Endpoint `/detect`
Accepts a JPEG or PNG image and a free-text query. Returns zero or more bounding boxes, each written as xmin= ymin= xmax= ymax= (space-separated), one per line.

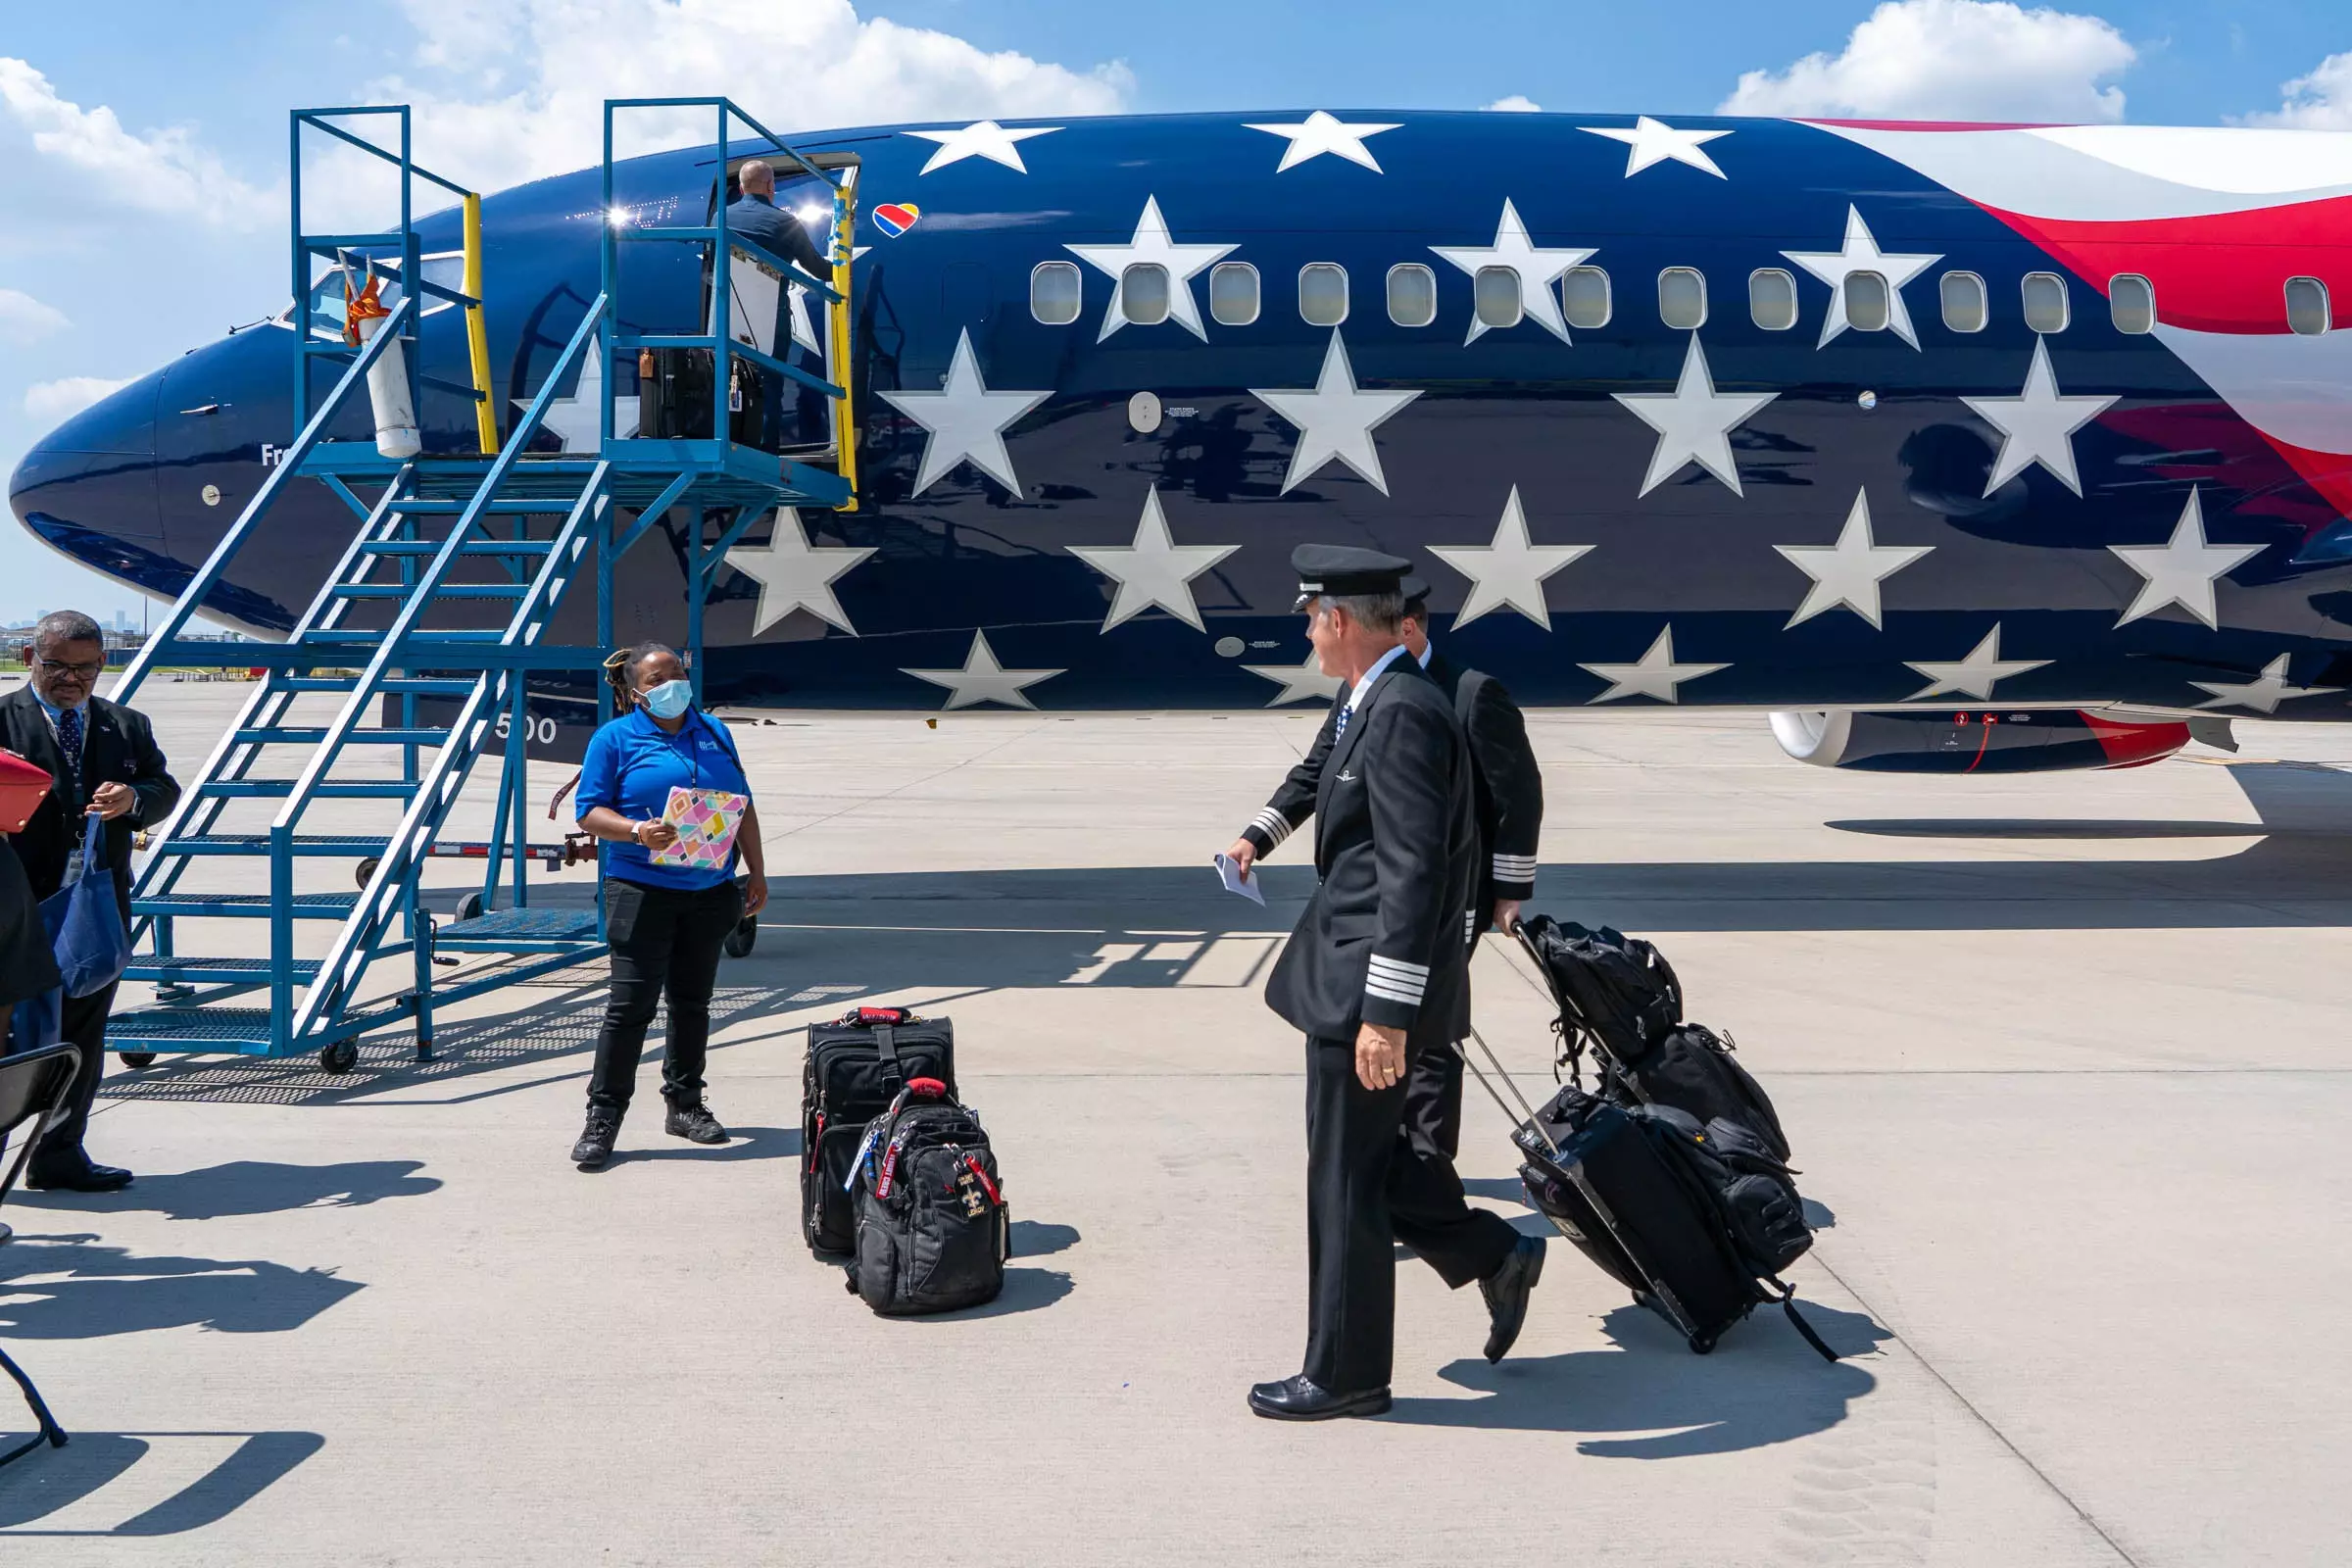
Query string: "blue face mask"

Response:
xmin=638 ymin=679 xmax=693 ymax=719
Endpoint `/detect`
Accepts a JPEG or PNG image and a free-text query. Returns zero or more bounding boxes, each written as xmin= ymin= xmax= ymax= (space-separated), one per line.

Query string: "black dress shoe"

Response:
xmin=1247 ymin=1374 xmax=1392 ymax=1421
xmin=28 ymin=1162 xmax=133 ymax=1193
xmin=1480 ymin=1233 xmax=1546 ymax=1363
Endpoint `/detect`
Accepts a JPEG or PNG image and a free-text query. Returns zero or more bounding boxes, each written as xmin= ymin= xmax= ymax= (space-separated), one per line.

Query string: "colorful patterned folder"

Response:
xmin=651 ymin=787 xmax=749 ymax=871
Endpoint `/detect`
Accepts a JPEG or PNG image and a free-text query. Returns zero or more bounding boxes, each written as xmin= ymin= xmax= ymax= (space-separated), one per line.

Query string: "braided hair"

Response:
xmin=602 ymin=640 xmax=678 ymax=716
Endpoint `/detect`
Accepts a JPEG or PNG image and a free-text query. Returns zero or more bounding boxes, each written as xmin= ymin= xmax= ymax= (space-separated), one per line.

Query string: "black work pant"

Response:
xmin=28 ymin=981 xmax=117 ymax=1179
xmin=586 ymin=878 xmax=741 ymax=1116
xmin=1302 ymin=1034 xmax=1518 ymax=1395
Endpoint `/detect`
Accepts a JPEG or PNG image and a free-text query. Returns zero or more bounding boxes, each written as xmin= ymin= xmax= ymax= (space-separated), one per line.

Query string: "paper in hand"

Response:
xmin=1213 ymin=853 xmax=1266 ymax=906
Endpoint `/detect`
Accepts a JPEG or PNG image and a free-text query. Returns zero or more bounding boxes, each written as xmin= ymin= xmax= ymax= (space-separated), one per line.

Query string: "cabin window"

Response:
xmin=1209 ymin=262 xmax=1259 ymax=326
xmin=1940 ymin=270 xmax=1986 ymax=332
xmin=1386 ymin=264 xmax=1436 ymax=327
xmin=1474 ymin=267 xmax=1523 ymax=329
xmin=1121 ymin=263 xmax=1171 ymax=327
xmin=1299 ymin=263 xmax=1349 ymax=326
xmin=1561 ymin=266 xmax=1611 ymax=329
xmin=1845 ymin=270 xmax=1890 ymax=333
xmin=2287 ymin=275 xmax=2331 ymax=336
xmin=1748 ymin=269 xmax=1796 ymax=331
xmin=2023 ymin=271 xmax=2070 ymax=334
xmin=1030 ymin=261 xmax=1081 ymax=325
xmin=2110 ymin=274 xmax=2156 ymax=335
xmin=1658 ymin=268 xmax=1706 ymax=330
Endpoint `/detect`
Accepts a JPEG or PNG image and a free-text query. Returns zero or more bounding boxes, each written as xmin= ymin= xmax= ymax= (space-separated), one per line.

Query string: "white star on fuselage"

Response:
xmin=1774 ymin=488 xmax=1934 ymax=630
xmin=1611 ymin=335 xmax=1777 ymax=497
xmin=2192 ymin=654 xmax=2338 ymax=713
xmin=1064 ymin=197 xmax=1239 ymax=342
xmin=724 ymin=509 xmax=876 ymax=636
xmin=523 ymin=346 xmax=638 ymax=453
xmin=1582 ymin=116 xmax=1732 ymax=179
xmin=906 ymin=121 xmax=1061 ymax=175
xmin=1427 ymin=485 xmax=1592 ymax=631
xmin=1244 ymin=110 xmax=1401 ymax=172
xmin=1904 ymin=625 xmax=2050 ymax=701
xmin=1245 ymin=649 xmax=1344 ymax=707
xmin=876 ymin=328 xmax=1051 ymax=497
xmin=1580 ymin=626 xmax=1728 ymax=704
xmin=1780 ymin=206 xmax=1940 ymax=350
xmin=1962 ymin=338 xmax=2118 ymax=498
xmin=2109 ymin=486 xmax=2264 ymax=629
xmin=1250 ymin=331 xmax=1423 ymax=496
xmin=1068 ymin=488 xmax=1240 ymax=632
xmin=1430 ymin=198 xmax=1595 ymax=345
xmin=901 ymin=630 xmax=1064 ymax=710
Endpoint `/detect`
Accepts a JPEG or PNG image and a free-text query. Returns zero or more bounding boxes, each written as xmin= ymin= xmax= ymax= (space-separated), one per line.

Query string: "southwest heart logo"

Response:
xmin=872 ymin=203 xmax=920 ymax=238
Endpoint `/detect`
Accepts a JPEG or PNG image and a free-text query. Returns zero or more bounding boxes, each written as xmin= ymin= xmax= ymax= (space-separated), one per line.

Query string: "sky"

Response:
xmin=2 ymin=0 xmax=2349 ymax=624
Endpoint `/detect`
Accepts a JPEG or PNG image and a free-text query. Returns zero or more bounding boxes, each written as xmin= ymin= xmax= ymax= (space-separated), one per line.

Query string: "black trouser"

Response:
xmin=586 ymin=878 xmax=741 ymax=1116
xmin=1302 ymin=1034 xmax=1518 ymax=1396
xmin=28 ymin=981 xmax=117 ymax=1179
xmin=1404 ymin=1039 xmax=1464 ymax=1161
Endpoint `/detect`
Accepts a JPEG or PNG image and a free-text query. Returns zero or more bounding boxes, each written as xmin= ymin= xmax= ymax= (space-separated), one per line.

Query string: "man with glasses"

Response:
xmin=1 ymin=610 xmax=179 ymax=1190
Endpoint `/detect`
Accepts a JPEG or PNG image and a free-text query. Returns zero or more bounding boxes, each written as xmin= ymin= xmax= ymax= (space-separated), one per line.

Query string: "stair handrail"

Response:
xmin=111 ymin=297 xmax=416 ymax=710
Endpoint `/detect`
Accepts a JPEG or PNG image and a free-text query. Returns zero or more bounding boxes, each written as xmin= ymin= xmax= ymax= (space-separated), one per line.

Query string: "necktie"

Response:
xmin=1333 ymin=705 xmax=1350 ymax=741
xmin=56 ymin=706 xmax=84 ymax=807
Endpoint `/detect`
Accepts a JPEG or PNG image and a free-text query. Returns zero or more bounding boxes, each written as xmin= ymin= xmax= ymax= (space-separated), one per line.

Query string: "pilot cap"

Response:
xmin=1292 ymin=544 xmax=1412 ymax=611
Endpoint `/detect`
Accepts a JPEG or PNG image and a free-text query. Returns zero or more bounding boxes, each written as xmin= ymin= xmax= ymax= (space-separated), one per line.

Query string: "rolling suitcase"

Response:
xmin=1458 ymin=1025 xmax=1837 ymax=1361
xmin=636 ymin=347 xmax=716 ymax=440
xmin=801 ymin=1006 xmax=956 ymax=1256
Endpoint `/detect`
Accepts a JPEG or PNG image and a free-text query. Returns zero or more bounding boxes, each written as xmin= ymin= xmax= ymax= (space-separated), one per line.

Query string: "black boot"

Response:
xmin=664 ymin=1100 xmax=726 ymax=1145
xmin=572 ymin=1109 xmax=621 ymax=1169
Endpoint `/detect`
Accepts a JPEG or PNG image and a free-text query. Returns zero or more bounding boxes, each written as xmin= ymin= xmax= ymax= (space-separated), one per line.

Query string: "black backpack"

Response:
xmin=1516 ymin=917 xmax=1789 ymax=1160
xmin=846 ymin=1078 xmax=1007 ymax=1316
xmin=802 ymin=1007 xmax=956 ymax=1255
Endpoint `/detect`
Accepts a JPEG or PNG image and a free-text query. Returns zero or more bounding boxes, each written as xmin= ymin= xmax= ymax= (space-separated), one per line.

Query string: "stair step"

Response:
xmin=107 ymin=1006 xmax=276 ymax=1051
xmin=135 ymin=893 xmax=360 ymax=918
xmin=361 ymin=541 xmax=556 ymax=557
xmin=331 ymin=583 xmax=529 ymax=600
xmin=391 ymin=499 xmax=578 ymax=515
xmin=123 ymin=956 xmax=322 ymax=982
xmin=276 ymin=677 xmax=476 ymax=695
xmin=234 ymin=727 xmax=453 ymax=746
xmin=161 ymin=834 xmax=389 ymax=857
xmin=196 ymin=779 xmax=416 ymax=800
xmin=290 ymin=628 xmax=504 ymax=645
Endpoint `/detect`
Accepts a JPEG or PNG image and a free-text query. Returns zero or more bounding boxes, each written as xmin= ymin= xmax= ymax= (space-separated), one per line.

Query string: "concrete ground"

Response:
xmin=3 ymin=681 xmax=2349 ymax=1565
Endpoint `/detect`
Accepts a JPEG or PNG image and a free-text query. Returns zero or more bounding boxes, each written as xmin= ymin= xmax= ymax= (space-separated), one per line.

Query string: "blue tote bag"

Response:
xmin=40 ymin=845 xmax=128 ymax=1000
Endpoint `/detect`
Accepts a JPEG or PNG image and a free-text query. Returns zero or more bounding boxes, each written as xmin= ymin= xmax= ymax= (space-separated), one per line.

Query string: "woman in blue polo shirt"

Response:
xmin=567 ymin=642 xmax=768 ymax=1169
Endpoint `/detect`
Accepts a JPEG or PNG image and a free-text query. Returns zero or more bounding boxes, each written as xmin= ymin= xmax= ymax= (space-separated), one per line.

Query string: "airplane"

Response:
xmin=13 ymin=108 xmax=2352 ymax=776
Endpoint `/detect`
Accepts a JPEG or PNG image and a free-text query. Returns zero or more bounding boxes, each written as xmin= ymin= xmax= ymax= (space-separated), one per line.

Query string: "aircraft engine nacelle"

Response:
xmin=1769 ymin=709 xmax=2192 ymax=774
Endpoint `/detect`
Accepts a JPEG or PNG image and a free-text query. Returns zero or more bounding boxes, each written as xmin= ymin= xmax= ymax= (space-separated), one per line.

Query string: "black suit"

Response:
xmin=1241 ymin=645 xmax=1545 ymax=1157
xmin=0 ymin=685 xmax=179 ymax=1175
xmin=1259 ymin=654 xmax=1517 ymax=1395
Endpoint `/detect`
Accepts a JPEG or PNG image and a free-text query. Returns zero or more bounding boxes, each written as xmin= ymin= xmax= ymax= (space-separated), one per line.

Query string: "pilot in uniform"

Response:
xmin=1227 ymin=574 xmax=1546 ymax=1160
xmin=1244 ymin=545 xmax=1544 ymax=1422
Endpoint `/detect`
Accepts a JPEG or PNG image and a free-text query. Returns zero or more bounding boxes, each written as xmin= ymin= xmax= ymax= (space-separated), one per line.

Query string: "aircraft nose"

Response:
xmin=8 ymin=373 xmax=165 ymax=566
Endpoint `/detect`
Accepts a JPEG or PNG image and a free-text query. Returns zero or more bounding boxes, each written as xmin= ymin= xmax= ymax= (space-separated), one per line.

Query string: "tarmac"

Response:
xmin=3 ymin=679 xmax=2349 ymax=1565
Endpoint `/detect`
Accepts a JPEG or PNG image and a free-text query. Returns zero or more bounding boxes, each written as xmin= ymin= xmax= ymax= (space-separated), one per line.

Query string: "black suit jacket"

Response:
xmin=1241 ymin=648 xmax=1544 ymax=914
xmin=1262 ymin=657 xmax=1478 ymax=1048
xmin=0 ymin=685 xmax=181 ymax=917
xmin=725 ymin=195 xmax=830 ymax=284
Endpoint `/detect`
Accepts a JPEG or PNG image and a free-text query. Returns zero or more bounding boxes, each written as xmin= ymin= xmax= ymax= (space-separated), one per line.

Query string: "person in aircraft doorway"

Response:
xmin=1224 ymin=574 xmax=1545 ymax=1159
xmin=726 ymin=158 xmax=835 ymax=451
xmin=1233 ymin=546 xmax=1544 ymax=1422
xmin=567 ymin=643 xmax=769 ymax=1170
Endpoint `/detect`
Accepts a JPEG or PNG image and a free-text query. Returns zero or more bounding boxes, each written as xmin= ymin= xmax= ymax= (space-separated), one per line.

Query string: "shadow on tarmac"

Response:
xmin=0 ymin=1430 xmax=323 ymax=1536
xmin=0 ymin=1235 xmax=362 ymax=1339
xmin=1383 ymin=1300 xmax=1889 ymax=1456
xmin=10 ymin=1160 xmax=439 ymax=1221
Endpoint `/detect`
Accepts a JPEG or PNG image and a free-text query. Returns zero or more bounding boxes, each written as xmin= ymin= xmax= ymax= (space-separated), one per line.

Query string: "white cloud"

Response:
xmin=0 ymin=58 xmax=277 ymax=227
xmin=0 ymin=286 xmax=68 ymax=343
xmin=23 ymin=375 xmax=133 ymax=423
xmin=1720 ymin=0 xmax=2135 ymax=124
xmin=376 ymin=0 xmax=1135 ymax=195
xmin=2240 ymin=52 xmax=2352 ymax=130
xmin=1485 ymin=95 xmax=1543 ymax=114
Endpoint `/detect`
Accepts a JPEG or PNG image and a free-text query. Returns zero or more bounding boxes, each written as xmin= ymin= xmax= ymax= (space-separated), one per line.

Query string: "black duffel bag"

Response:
xmin=802 ymin=1006 xmax=956 ymax=1256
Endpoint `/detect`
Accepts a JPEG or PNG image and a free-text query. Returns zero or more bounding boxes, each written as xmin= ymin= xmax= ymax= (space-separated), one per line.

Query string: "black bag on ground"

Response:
xmin=847 ymin=1077 xmax=1007 ymax=1316
xmin=801 ymin=1006 xmax=956 ymax=1256
xmin=1515 ymin=917 xmax=1790 ymax=1159
xmin=1514 ymin=1083 xmax=1833 ymax=1360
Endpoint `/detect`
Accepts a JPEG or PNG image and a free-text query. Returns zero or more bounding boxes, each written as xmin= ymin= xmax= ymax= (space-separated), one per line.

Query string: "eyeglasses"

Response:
xmin=31 ymin=656 xmax=104 ymax=680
